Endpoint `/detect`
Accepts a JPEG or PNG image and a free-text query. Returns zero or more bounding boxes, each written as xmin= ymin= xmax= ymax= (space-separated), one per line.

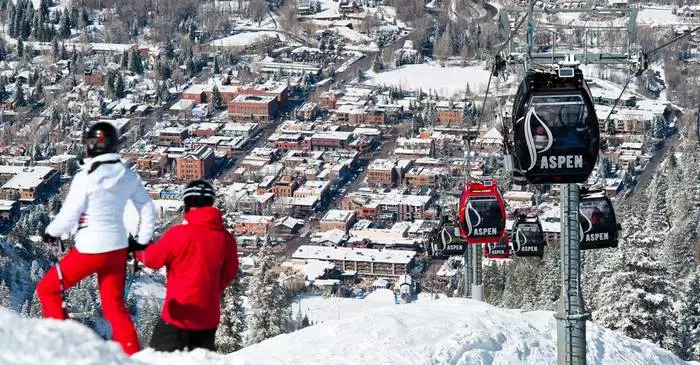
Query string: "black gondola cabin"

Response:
xmin=512 ymin=68 xmax=600 ymax=184
xmin=484 ymin=231 xmax=511 ymax=259
xmin=458 ymin=180 xmax=506 ymax=244
xmin=579 ymin=191 xmax=620 ymax=250
xmin=511 ymin=214 xmax=545 ymax=257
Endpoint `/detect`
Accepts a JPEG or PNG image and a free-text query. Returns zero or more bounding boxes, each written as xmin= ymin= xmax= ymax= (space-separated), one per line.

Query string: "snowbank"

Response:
xmin=0 ymin=308 xmax=129 ymax=365
xmin=232 ymin=299 xmax=688 ymax=365
xmin=363 ymin=64 xmax=492 ymax=98
xmin=0 ymin=298 xmax=689 ymax=365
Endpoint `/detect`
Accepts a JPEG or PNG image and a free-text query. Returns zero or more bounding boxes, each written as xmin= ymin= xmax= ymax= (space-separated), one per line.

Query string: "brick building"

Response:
xmin=367 ymin=159 xmax=398 ymax=186
xmin=291 ymin=245 xmax=416 ymax=278
xmin=319 ymin=209 xmax=357 ymax=233
xmin=155 ymin=127 xmax=189 ymax=147
xmin=175 ymin=146 xmax=215 ymax=180
xmin=227 ymin=95 xmax=279 ymax=121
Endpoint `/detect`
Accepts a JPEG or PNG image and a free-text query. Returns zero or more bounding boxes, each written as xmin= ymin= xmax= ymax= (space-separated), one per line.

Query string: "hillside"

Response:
xmin=0 ymin=297 xmax=689 ymax=365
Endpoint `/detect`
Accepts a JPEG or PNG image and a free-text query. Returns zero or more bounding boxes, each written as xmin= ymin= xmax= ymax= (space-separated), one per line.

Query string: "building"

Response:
xmin=272 ymin=175 xmax=302 ymax=197
xmin=234 ymin=215 xmax=275 ymax=236
xmin=237 ymin=83 xmax=289 ymax=106
xmin=0 ymin=200 xmax=19 ymax=224
xmin=155 ymin=127 xmax=189 ymax=147
xmin=378 ymin=194 xmax=432 ymax=222
xmin=436 ymin=101 xmax=465 ymax=125
xmin=320 ymin=209 xmax=357 ymax=232
xmin=227 ymin=95 xmax=279 ymax=121
xmin=405 ymin=166 xmax=445 ymax=189
xmin=367 ymin=159 xmax=398 ymax=186
xmin=175 ymin=146 xmax=215 ymax=180
xmin=310 ymin=132 xmax=353 ymax=151
xmin=0 ymin=166 xmax=60 ymax=202
xmin=291 ymin=245 xmax=416 ymax=278
xmin=182 ymin=83 xmax=237 ymax=104
xmin=296 ymin=102 xmax=319 ymax=120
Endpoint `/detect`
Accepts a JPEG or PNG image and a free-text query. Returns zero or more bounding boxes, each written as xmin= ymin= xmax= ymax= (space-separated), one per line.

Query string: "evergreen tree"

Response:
xmin=677 ymin=267 xmax=700 ymax=361
xmin=12 ymin=81 xmax=25 ymax=107
xmin=213 ymin=56 xmax=221 ymax=74
xmin=16 ymin=37 xmax=23 ymax=58
xmin=113 ymin=72 xmax=125 ymax=97
xmin=159 ymin=82 xmax=170 ymax=103
xmin=247 ymin=244 xmax=291 ymax=345
xmin=59 ymin=9 xmax=70 ymax=38
xmin=216 ymin=279 xmax=247 ymax=353
xmin=593 ymin=229 xmax=677 ymax=350
xmin=644 ymin=173 xmax=669 ymax=231
xmin=211 ymin=84 xmax=223 ymax=109
xmin=81 ymin=7 xmax=89 ymax=27
xmin=104 ymin=70 xmax=115 ymax=99
xmin=120 ymin=50 xmax=128 ymax=70
xmin=127 ymin=48 xmax=143 ymax=74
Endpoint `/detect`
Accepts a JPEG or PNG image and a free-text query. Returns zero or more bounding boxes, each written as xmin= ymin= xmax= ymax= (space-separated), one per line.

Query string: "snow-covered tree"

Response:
xmin=535 ymin=245 xmax=559 ymax=310
xmin=136 ymin=295 xmax=162 ymax=345
xmin=247 ymin=244 xmax=291 ymax=345
xmin=593 ymin=229 xmax=676 ymax=349
xmin=644 ymin=173 xmax=669 ymax=232
xmin=216 ymin=278 xmax=247 ymax=353
xmin=0 ymin=280 xmax=12 ymax=310
xmin=677 ymin=267 xmax=700 ymax=361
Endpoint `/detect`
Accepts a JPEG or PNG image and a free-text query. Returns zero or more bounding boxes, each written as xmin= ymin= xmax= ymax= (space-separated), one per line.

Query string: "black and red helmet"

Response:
xmin=85 ymin=122 xmax=119 ymax=157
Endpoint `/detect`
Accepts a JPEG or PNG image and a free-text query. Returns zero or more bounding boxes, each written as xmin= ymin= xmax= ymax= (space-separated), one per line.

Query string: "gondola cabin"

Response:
xmin=429 ymin=223 xmax=467 ymax=258
xmin=579 ymin=191 xmax=620 ymax=250
xmin=512 ymin=67 xmax=600 ymax=184
xmin=458 ymin=180 xmax=506 ymax=244
xmin=484 ymin=231 xmax=511 ymax=259
xmin=511 ymin=214 xmax=545 ymax=257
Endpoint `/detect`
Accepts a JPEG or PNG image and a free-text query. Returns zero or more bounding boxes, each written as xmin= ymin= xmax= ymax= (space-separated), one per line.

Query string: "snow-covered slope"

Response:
xmin=0 ymin=299 xmax=689 ymax=364
xmin=228 ymin=299 xmax=688 ymax=365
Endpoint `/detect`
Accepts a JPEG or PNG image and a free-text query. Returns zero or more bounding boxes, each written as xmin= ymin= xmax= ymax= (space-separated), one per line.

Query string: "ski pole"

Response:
xmin=123 ymin=253 xmax=139 ymax=300
xmin=53 ymin=238 xmax=68 ymax=318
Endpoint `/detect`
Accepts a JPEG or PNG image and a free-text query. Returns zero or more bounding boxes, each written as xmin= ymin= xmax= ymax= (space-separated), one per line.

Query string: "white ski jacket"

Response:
xmin=46 ymin=153 xmax=156 ymax=254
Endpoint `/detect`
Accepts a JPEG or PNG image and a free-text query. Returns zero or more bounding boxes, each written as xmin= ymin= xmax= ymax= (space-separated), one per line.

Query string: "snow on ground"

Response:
xmin=363 ymin=63 xmax=492 ymax=98
xmin=210 ymin=31 xmax=287 ymax=47
xmin=0 ymin=297 xmax=690 ymax=365
xmin=232 ymin=299 xmax=688 ymax=365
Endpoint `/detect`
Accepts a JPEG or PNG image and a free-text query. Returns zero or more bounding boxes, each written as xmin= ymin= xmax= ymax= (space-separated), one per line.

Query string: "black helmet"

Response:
xmin=183 ymin=180 xmax=215 ymax=212
xmin=85 ymin=122 xmax=119 ymax=157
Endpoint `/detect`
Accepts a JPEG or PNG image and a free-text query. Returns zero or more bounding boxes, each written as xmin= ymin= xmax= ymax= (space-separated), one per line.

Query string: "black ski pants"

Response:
xmin=149 ymin=318 xmax=217 ymax=352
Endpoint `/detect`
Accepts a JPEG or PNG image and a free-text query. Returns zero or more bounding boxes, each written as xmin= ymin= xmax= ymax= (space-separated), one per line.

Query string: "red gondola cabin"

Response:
xmin=458 ymin=180 xmax=506 ymax=244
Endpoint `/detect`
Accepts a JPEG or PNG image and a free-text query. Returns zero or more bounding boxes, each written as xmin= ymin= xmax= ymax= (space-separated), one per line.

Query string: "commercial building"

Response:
xmin=175 ymin=146 xmax=215 ymax=180
xmin=291 ymin=245 xmax=416 ymax=278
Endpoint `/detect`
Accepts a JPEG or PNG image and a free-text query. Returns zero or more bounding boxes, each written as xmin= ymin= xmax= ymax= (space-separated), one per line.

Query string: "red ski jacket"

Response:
xmin=135 ymin=206 xmax=239 ymax=330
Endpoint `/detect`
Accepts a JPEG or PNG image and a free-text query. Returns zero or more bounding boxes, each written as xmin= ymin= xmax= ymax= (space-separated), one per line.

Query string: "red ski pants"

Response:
xmin=36 ymin=248 xmax=140 ymax=355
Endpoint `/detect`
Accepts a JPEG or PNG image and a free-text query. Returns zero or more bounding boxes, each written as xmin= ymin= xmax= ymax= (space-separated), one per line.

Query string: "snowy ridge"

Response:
xmin=0 ymin=298 xmax=689 ymax=364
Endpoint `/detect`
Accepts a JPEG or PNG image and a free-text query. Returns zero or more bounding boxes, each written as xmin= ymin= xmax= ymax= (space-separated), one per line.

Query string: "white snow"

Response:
xmin=210 ymin=32 xmax=287 ymax=47
xmin=0 ymin=297 xmax=690 ymax=365
xmin=231 ymin=299 xmax=688 ymax=365
xmin=363 ymin=63 xmax=492 ymax=98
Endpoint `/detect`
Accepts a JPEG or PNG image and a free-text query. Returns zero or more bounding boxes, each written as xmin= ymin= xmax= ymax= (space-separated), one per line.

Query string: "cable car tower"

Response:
xmin=497 ymin=1 xmax=645 ymax=365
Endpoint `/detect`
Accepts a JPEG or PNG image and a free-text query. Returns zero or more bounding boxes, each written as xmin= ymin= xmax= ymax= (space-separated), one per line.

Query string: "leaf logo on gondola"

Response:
xmin=520 ymin=107 xmax=554 ymax=171
xmin=465 ymin=202 xmax=482 ymax=235
xmin=579 ymin=211 xmax=593 ymax=242
xmin=513 ymin=227 xmax=527 ymax=252
xmin=440 ymin=226 xmax=452 ymax=250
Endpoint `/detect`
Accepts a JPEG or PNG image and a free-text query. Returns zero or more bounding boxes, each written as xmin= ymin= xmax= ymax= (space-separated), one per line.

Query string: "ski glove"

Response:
xmin=127 ymin=234 xmax=148 ymax=253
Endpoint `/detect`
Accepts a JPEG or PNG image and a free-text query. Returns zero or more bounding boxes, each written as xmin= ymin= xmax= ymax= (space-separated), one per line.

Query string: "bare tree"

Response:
xmin=248 ymin=0 xmax=269 ymax=25
xmin=279 ymin=0 xmax=300 ymax=34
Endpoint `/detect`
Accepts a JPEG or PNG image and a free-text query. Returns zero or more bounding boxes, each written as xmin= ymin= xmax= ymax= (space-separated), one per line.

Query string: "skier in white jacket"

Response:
xmin=36 ymin=122 xmax=156 ymax=356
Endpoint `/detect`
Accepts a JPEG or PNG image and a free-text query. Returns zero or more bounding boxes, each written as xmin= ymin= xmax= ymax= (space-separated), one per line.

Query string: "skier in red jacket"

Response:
xmin=129 ymin=179 xmax=239 ymax=352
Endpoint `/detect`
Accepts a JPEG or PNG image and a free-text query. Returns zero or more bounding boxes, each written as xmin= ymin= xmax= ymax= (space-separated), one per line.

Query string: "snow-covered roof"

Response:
xmin=292 ymin=245 xmax=416 ymax=264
